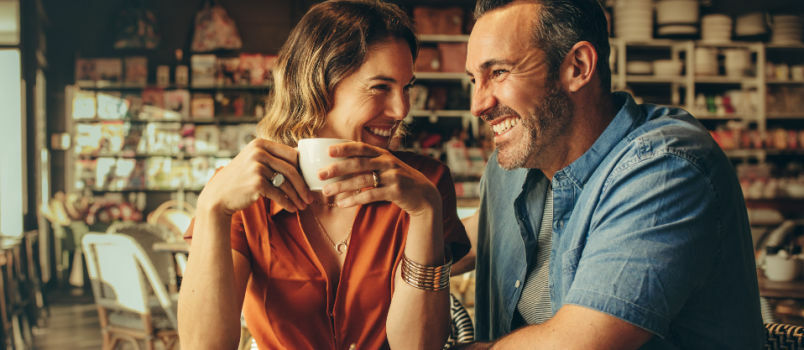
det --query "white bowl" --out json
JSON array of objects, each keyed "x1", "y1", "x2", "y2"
[
  {"x1": 653, "y1": 59, "x2": 683, "y2": 76},
  {"x1": 656, "y1": 0, "x2": 699, "y2": 25},
  {"x1": 627, "y1": 61, "x2": 653, "y2": 74}
]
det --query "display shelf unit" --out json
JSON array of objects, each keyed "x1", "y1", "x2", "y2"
[
  {"x1": 64, "y1": 83, "x2": 264, "y2": 203},
  {"x1": 76, "y1": 82, "x2": 273, "y2": 91},
  {"x1": 613, "y1": 39, "x2": 804, "y2": 223},
  {"x1": 417, "y1": 34, "x2": 470, "y2": 43},
  {"x1": 413, "y1": 34, "x2": 479, "y2": 139}
]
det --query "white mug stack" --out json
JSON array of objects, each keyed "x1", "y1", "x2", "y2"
[
  {"x1": 614, "y1": 0, "x2": 653, "y2": 41},
  {"x1": 701, "y1": 14, "x2": 733, "y2": 43},
  {"x1": 723, "y1": 48, "x2": 751, "y2": 78},
  {"x1": 694, "y1": 47, "x2": 718, "y2": 76}
]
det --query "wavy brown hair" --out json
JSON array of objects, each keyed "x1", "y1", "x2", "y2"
[{"x1": 256, "y1": 0, "x2": 418, "y2": 146}]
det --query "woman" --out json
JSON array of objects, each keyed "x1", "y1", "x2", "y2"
[{"x1": 177, "y1": 1, "x2": 469, "y2": 349}]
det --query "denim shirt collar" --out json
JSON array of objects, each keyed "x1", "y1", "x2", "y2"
[{"x1": 553, "y1": 92, "x2": 643, "y2": 189}]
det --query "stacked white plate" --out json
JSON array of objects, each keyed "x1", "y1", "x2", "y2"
[
  {"x1": 615, "y1": 0, "x2": 653, "y2": 41},
  {"x1": 770, "y1": 15, "x2": 803, "y2": 44},
  {"x1": 701, "y1": 14, "x2": 732, "y2": 43},
  {"x1": 735, "y1": 12, "x2": 767, "y2": 38},
  {"x1": 655, "y1": 0, "x2": 699, "y2": 36},
  {"x1": 695, "y1": 47, "x2": 718, "y2": 75}
]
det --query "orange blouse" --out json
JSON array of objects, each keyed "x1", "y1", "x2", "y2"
[{"x1": 188, "y1": 152, "x2": 469, "y2": 350}]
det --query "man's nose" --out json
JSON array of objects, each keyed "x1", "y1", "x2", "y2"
[{"x1": 471, "y1": 82, "x2": 496, "y2": 118}]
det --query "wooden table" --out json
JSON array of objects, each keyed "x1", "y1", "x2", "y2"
[{"x1": 758, "y1": 269, "x2": 804, "y2": 300}]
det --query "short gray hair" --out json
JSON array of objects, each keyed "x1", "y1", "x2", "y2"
[{"x1": 475, "y1": 0, "x2": 611, "y2": 90}]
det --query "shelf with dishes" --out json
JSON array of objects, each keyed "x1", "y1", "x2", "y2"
[
  {"x1": 76, "y1": 82, "x2": 273, "y2": 91},
  {"x1": 76, "y1": 151, "x2": 239, "y2": 159},
  {"x1": 693, "y1": 77, "x2": 760, "y2": 86},
  {"x1": 73, "y1": 116, "x2": 262, "y2": 124},
  {"x1": 624, "y1": 75, "x2": 685, "y2": 84}
]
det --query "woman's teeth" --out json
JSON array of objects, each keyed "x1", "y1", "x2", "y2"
[
  {"x1": 368, "y1": 127, "x2": 392, "y2": 137},
  {"x1": 492, "y1": 118, "x2": 519, "y2": 135}
]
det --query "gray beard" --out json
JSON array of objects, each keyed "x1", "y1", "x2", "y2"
[{"x1": 496, "y1": 83, "x2": 572, "y2": 170}]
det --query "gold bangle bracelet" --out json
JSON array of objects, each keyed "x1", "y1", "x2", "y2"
[{"x1": 400, "y1": 253, "x2": 452, "y2": 291}]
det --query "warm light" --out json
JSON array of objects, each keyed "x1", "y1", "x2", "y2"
[
  {"x1": 0, "y1": 49, "x2": 23, "y2": 236},
  {"x1": 0, "y1": 0, "x2": 19, "y2": 45}
]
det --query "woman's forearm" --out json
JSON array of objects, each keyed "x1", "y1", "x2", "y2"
[
  {"x1": 386, "y1": 205, "x2": 450, "y2": 349},
  {"x1": 178, "y1": 204, "x2": 246, "y2": 349}
]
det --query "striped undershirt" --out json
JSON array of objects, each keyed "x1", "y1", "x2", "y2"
[{"x1": 516, "y1": 186, "x2": 554, "y2": 325}]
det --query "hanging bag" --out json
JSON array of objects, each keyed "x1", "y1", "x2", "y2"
[
  {"x1": 191, "y1": 0, "x2": 243, "y2": 52},
  {"x1": 113, "y1": 0, "x2": 160, "y2": 50}
]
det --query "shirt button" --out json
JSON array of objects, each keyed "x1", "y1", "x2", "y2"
[
  {"x1": 349, "y1": 344, "x2": 356, "y2": 350},
  {"x1": 515, "y1": 280, "x2": 521, "y2": 288}
]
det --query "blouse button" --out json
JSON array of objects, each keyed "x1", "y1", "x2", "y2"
[
  {"x1": 515, "y1": 280, "x2": 521, "y2": 288},
  {"x1": 349, "y1": 343, "x2": 357, "y2": 350}
]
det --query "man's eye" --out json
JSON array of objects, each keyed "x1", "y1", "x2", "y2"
[
  {"x1": 371, "y1": 84, "x2": 391, "y2": 91},
  {"x1": 491, "y1": 69, "x2": 508, "y2": 78}
]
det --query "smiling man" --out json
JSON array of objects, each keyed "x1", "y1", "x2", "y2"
[{"x1": 457, "y1": 0, "x2": 764, "y2": 349}]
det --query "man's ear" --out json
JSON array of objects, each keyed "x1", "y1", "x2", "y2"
[{"x1": 560, "y1": 41, "x2": 598, "y2": 93}]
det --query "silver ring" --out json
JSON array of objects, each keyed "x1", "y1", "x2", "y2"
[
  {"x1": 271, "y1": 172, "x2": 285, "y2": 187},
  {"x1": 371, "y1": 170, "x2": 380, "y2": 188}
]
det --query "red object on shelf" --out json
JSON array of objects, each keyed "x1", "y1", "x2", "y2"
[
  {"x1": 437, "y1": 43, "x2": 467, "y2": 73},
  {"x1": 413, "y1": 7, "x2": 465, "y2": 35},
  {"x1": 415, "y1": 47, "x2": 441, "y2": 72}
]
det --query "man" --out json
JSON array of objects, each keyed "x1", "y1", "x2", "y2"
[{"x1": 457, "y1": 0, "x2": 764, "y2": 348}]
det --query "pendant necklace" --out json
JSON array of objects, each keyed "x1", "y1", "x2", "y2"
[{"x1": 311, "y1": 210, "x2": 353, "y2": 254}]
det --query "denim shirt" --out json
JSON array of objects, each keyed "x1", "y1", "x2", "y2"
[{"x1": 474, "y1": 92, "x2": 763, "y2": 349}]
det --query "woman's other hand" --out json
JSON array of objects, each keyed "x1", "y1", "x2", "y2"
[
  {"x1": 197, "y1": 138, "x2": 314, "y2": 216},
  {"x1": 318, "y1": 142, "x2": 441, "y2": 217}
]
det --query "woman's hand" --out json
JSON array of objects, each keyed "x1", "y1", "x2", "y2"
[
  {"x1": 318, "y1": 142, "x2": 441, "y2": 217},
  {"x1": 197, "y1": 138, "x2": 313, "y2": 216}
]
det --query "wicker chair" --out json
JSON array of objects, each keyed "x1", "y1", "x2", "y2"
[
  {"x1": 82, "y1": 233, "x2": 179, "y2": 350},
  {"x1": 765, "y1": 322, "x2": 804, "y2": 349}
]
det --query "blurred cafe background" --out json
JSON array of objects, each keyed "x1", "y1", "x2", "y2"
[{"x1": 1, "y1": 0, "x2": 804, "y2": 348}]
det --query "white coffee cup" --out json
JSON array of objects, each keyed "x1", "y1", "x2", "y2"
[
  {"x1": 765, "y1": 253, "x2": 799, "y2": 282},
  {"x1": 297, "y1": 138, "x2": 351, "y2": 191}
]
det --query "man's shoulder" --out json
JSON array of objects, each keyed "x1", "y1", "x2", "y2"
[{"x1": 621, "y1": 104, "x2": 721, "y2": 164}]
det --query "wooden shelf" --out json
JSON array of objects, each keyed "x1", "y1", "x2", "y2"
[
  {"x1": 625, "y1": 75, "x2": 684, "y2": 83},
  {"x1": 418, "y1": 34, "x2": 469, "y2": 43},
  {"x1": 77, "y1": 152, "x2": 236, "y2": 159},
  {"x1": 758, "y1": 269, "x2": 804, "y2": 300},
  {"x1": 768, "y1": 113, "x2": 804, "y2": 119},
  {"x1": 612, "y1": 38, "x2": 679, "y2": 47},
  {"x1": 414, "y1": 72, "x2": 468, "y2": 81},
  {"x1": 73, "y1": 117, "x2": 260, "y2": 124},
  {"x1": 766, "y1": 43, "x2": 804, "y2": 50},
  {"x1": 767, "y1": 80, "x2": 804, "y2": 85},
  {"x1": 695, "y1": 114, "x2": 756, "y2": 120},
  {"x1": 77, "y1": 83, "x2": 272, "y2": 90},
  {"x1": 693, "y1": 76, "x2": 759, "y2": 85},
  {"x1": 90, "y1": 188, "x2": 205, "y2": 193},
  {"x1": 409, "y1": 110, "x2": 471, "y2": 118}
]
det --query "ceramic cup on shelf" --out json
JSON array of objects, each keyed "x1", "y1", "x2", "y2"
[
  {"x1": 765, "y1": 252, "x2": 799, "y2": 282},
  {"x1": 297, "y1": 138, "x2": 352, "y2": 191}
]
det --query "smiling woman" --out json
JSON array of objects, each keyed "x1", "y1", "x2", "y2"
[{"x1": 177, "y1": 1, "x2": 469, "y2": 350}]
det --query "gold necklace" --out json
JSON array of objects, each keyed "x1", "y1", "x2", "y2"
[{"x1": 311, "y1": 210, "x2": 353, "y2": 254}]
